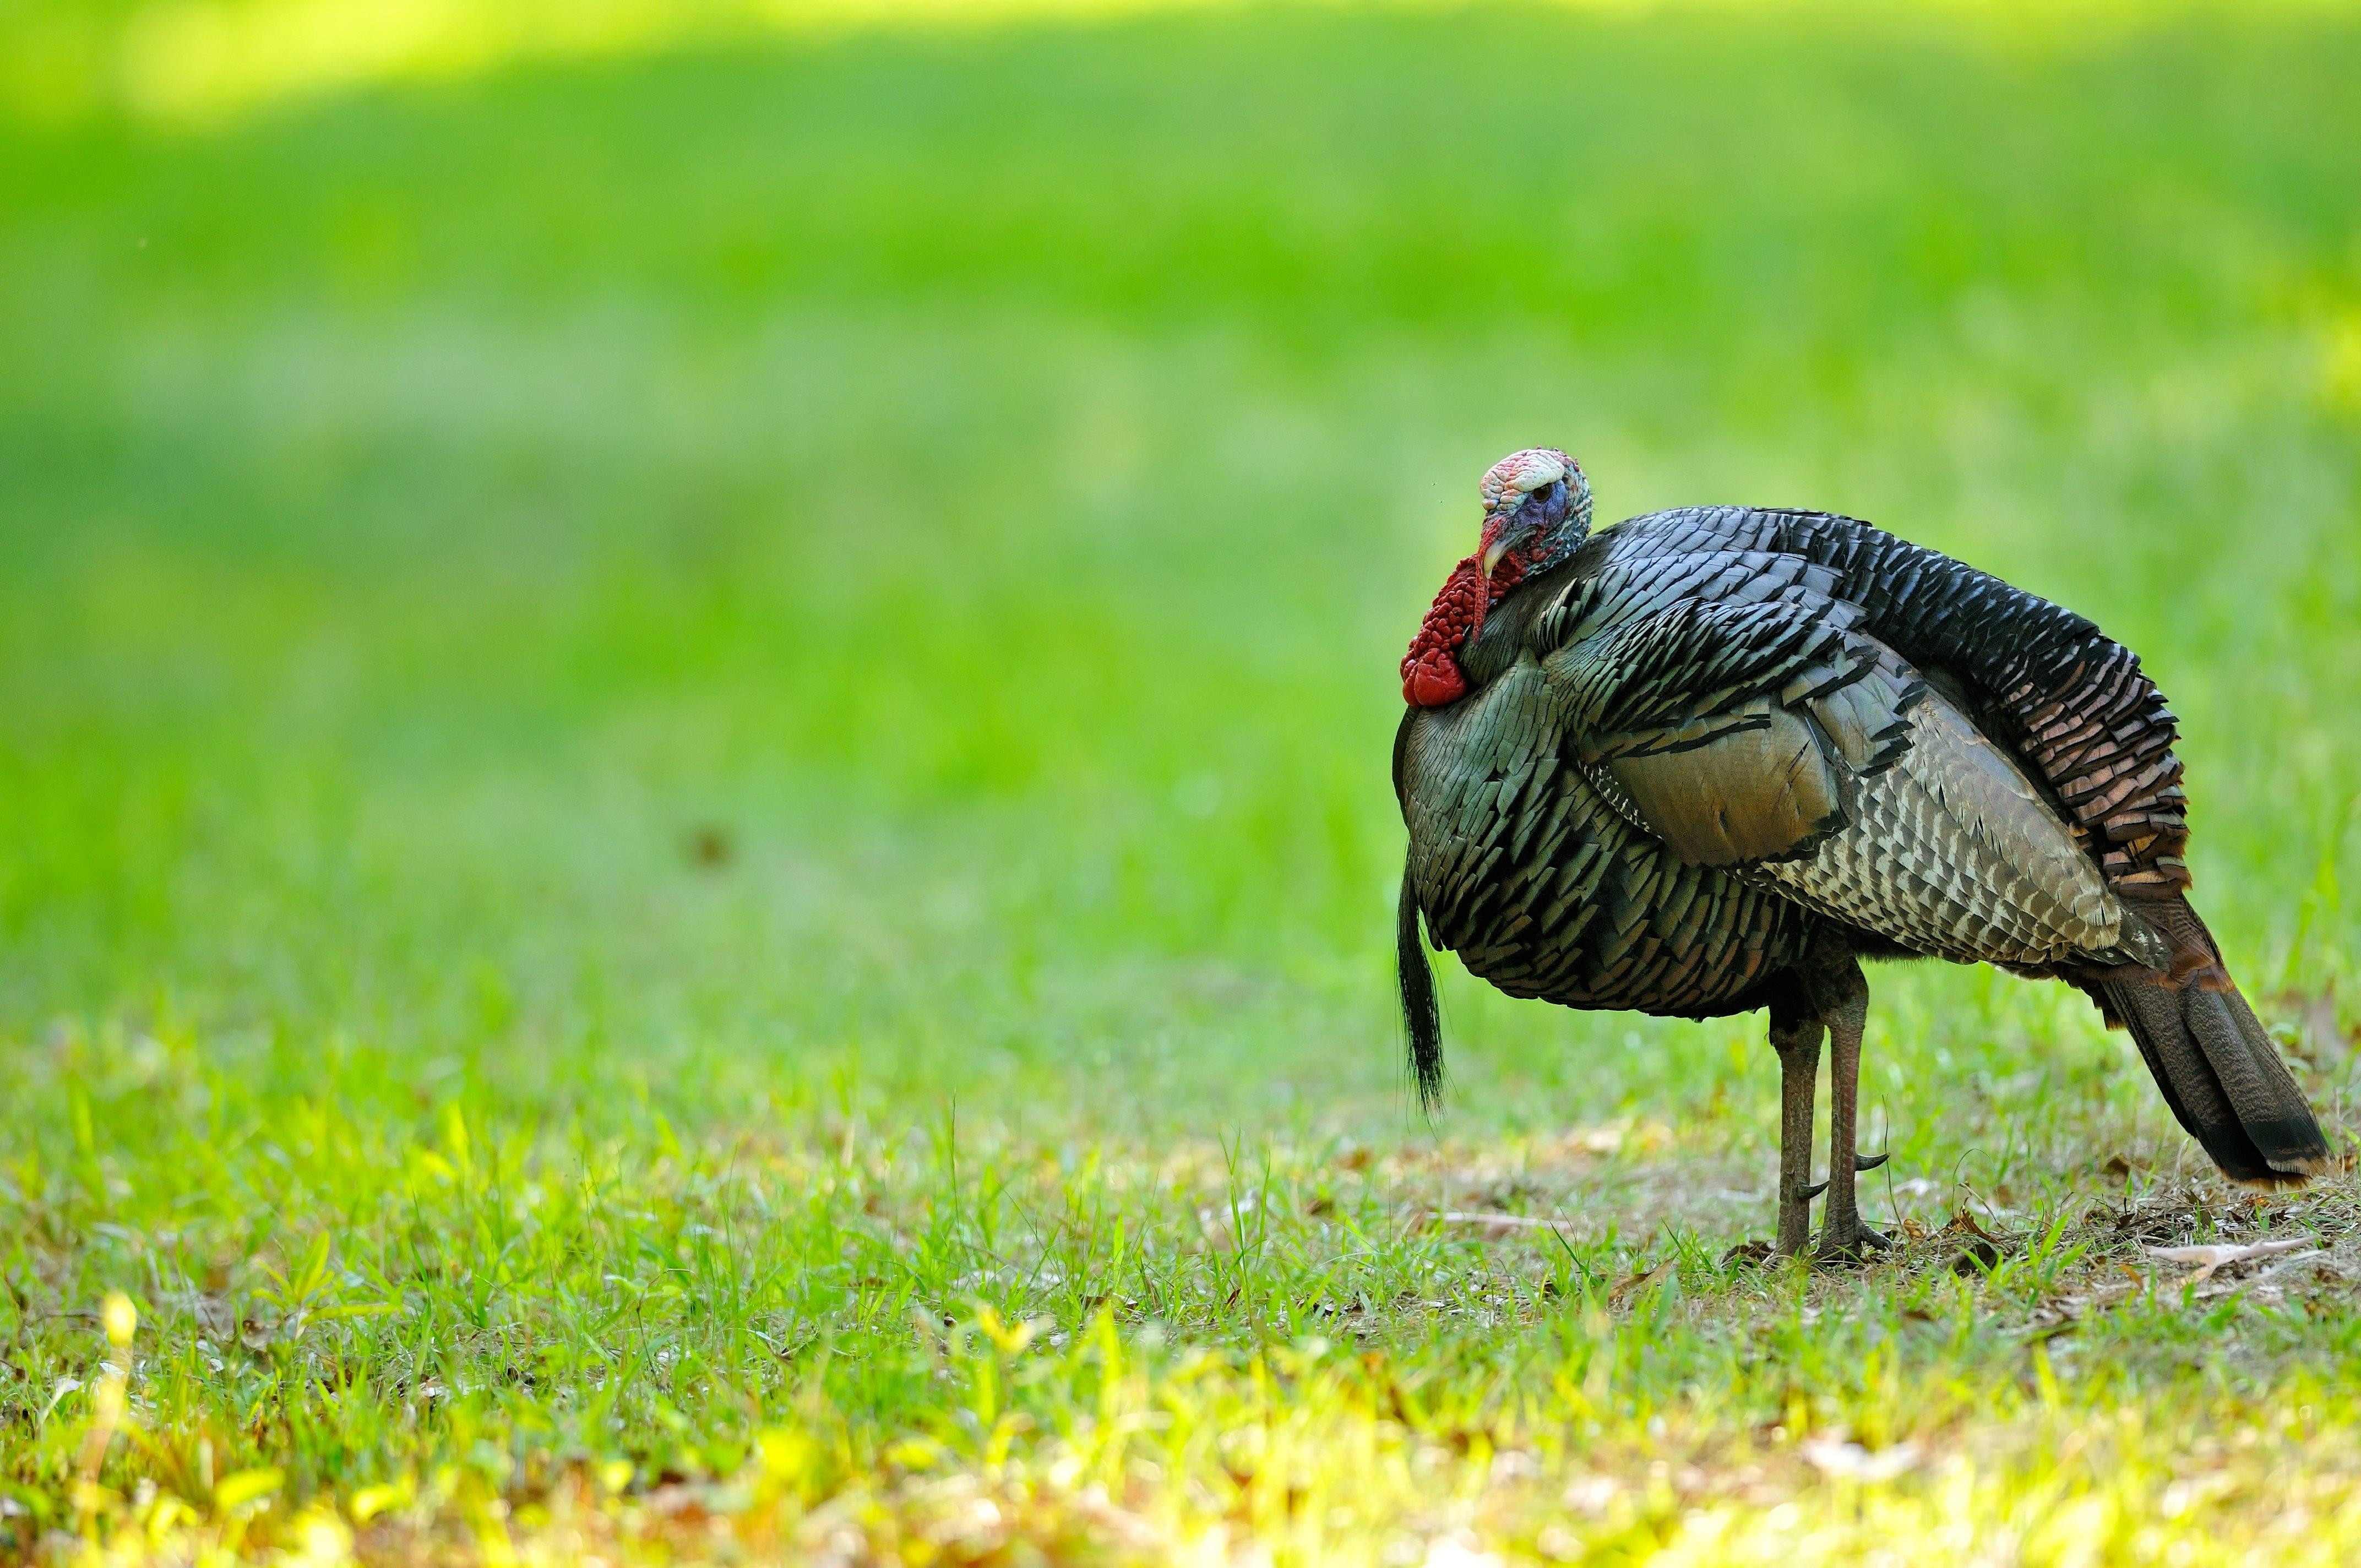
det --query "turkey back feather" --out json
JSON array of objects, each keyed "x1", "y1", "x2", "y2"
[{"x1": 1652, "y1": 509, "x2": 2194, "y2": 894}]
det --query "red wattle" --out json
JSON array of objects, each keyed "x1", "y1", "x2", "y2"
[
  {"x1": 1401, "y1": 553, "x2": 1503, "y2": 707},
  {"x1": 1403, "y1": 658, "x2": 1467, "y2": 707}
]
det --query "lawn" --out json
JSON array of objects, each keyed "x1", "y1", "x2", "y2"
[{"x1": 3, "y1": 1, "x2": 2360, "y2": 1561}]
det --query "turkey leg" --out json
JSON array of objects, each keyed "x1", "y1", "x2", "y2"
[
  {"x1": 1805, "y1": 950, "x2": 1892, "y2": 1260},
  {"x1": 1768, "y1": 1001, "x2": 1825, "y2": 1259}
]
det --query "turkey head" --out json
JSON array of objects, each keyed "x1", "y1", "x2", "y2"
[{"x1": 1400, "y1": 447, "x2": 1591, "y2": 707}]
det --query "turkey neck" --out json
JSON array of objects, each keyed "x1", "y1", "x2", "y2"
[{"x1": 1450, "y1": 546, "x2": 1601, "y2": 692}]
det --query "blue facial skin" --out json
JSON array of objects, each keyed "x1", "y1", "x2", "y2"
[{"x1": 1492, "y1": 472, "x2": 1593, "y2": 577}]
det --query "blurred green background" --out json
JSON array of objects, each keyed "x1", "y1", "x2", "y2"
[
  {"x1": 5, "y1": 3, "x2": 2361, "y2": 1545},
  {"x1": 3, "y1": 0, "x2": 2358, "y2": 1139}
]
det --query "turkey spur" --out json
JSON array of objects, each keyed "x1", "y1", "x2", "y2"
[{"x1": 1394, "y1": 448, "x2": 2327, "y2": 1259}]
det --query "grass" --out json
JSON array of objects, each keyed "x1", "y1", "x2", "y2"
[{"x1": 2, "y1": 1, "x2": 2360, "y2": 1561}]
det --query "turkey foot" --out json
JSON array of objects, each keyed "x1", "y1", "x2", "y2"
[
  {"x1": 1804, "y1": 949, "x2": 1891, "y2": 1266},
  {"x1": 1798, "y1": 1151, "x2": 1889, "y2": 1202},
  {"x1": 1769, "y1": 997, "x2": 1826, "y2": 1259},
  {"x1": 1815, "y1": 1218, "x2": 1896, "y2": 1263}
]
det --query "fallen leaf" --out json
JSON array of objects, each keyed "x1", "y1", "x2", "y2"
[
  {"x1": 2147, "y1": 1237, "x2": 2314, "y2": 1284},
  {"x1": 1607, "y1": 1262, "x2": 1673, "y2": 1305},
  {"x1": 1950, "y1": 1207, "x2": 2000, "y2": 1244},
  {"x1": 1800, "y1": 1438, "x2": 1922, "y2": 1482},
  {"x1": 2254, "y1": 1250, "x2": 2334, "y2": 1287}
]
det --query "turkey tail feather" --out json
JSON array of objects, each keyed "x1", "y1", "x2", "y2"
[
  {"x1": 1398, "y1": 857, "x2": 1444, "y2": 1111},
  {"x1": 2097, "y1": 897, "x2": 2329, "y2": 1185}
]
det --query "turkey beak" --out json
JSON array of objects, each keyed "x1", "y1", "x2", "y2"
[{"x1": 1482, "y1": 513, "x2": 1535, "y2": 577}]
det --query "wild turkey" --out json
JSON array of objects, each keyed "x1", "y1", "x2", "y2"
[{"x1": 1395, "y1": 448, "x2": 2327, "y2": 1259}]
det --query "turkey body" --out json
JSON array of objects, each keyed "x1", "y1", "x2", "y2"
[{"x1": 1395, "y1": 504, "x2": 2326, "y2": 1253}]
